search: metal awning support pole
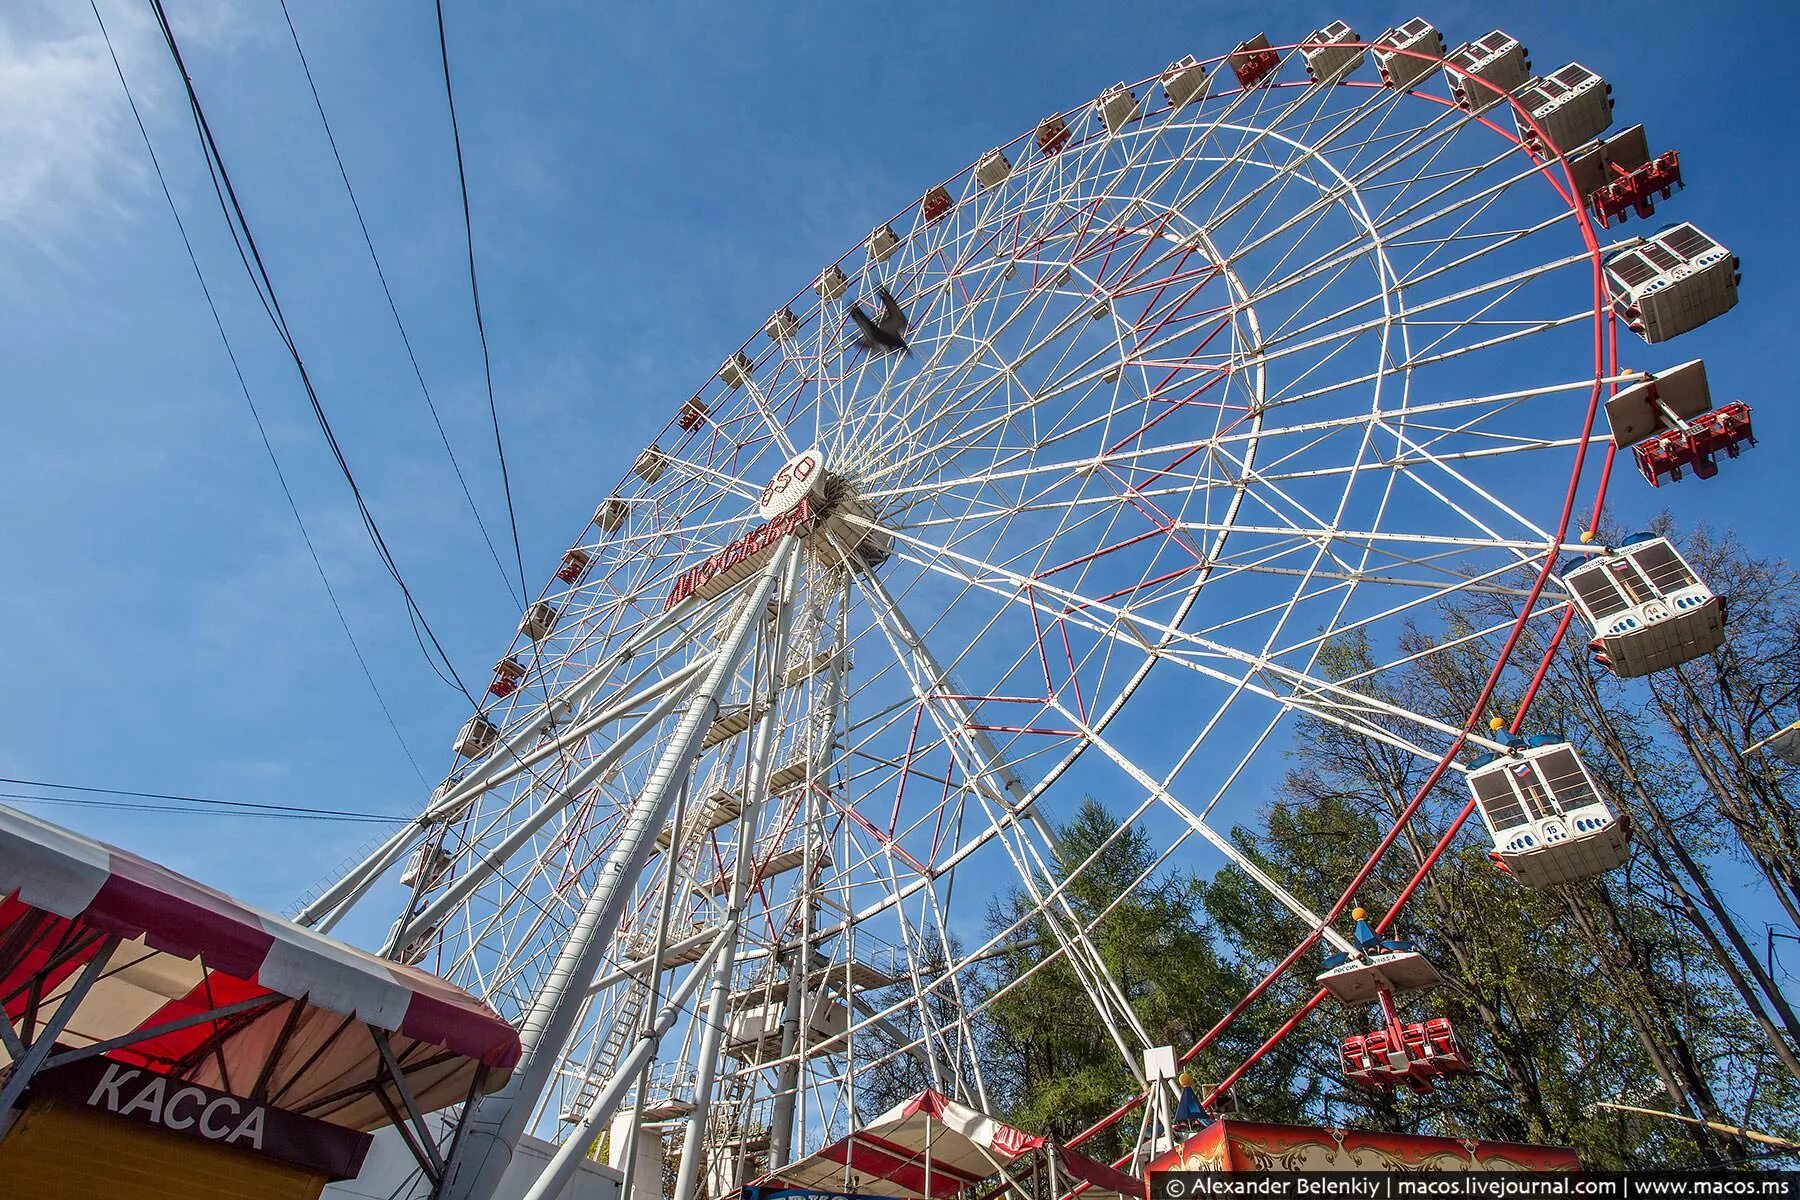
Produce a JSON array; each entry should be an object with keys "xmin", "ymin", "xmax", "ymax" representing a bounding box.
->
[
  {"xmin": 373, "ymin": 1028, "xmax": 445, "ymax": 1180},
  {"xmin": 673, "ymin": 547, "xmax": 801, "ymax": 1200},
  {"xmin": 437, "ymin": 537, "xmax": 797, "ymax": 1200},
  {"xmin": 521, "ymin": 931, "xmax": 730, "ymax": 1200},
  {"xmin": 0, "ymin": 934, "xmax": 120, "ymax": 1125}
]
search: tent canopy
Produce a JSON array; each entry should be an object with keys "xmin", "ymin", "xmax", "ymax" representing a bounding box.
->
[
  {"xmin": 0, "ymin": 804, "xmax": 519, "ymax": 1130},
  {"xmin": 753, "ymin": 1089, "xmax": 1142, "ymax": 1200}
]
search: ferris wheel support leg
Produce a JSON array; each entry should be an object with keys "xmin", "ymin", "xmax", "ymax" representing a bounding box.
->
[
  {"xmin": 383, "ymin": 675, "xmax": 703, "ymax": 957},
  {"xmin": 437, "ymin": 538, "xmax": 798, "ymax": 1200},
  {"xmin": 850, "ymin": 566, "xmax": 1154, "ymax": 1076},
  {"xmin": 521, "ymin": 930, "xmax": 731, "ymax": 1200},
  {"xmin": 672, "ymin": 550, "xmax": 803, "ymax": 1200},
  {"xmin": 766, "ymin": 953, "xmax": 806, "ymax": 1169},
  {"xmin": 297, "ymin": 820, "xmax": 422, "ymax": 932},
  {"xmin": 298, "ymin": 631, "xmax": 708, "ymax": 933}
]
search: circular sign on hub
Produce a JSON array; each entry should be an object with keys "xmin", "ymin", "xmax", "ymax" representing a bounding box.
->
[{"xmin": 759, "ymin": 448, "xmax": 827, "ymax": 521}]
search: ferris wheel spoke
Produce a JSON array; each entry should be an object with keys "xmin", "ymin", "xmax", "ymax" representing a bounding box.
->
[{"xmin": 885, "ymin": 519, "xmax": 1508, "ymax": 757}]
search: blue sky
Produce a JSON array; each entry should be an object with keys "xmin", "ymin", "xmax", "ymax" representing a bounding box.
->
[{"xmin": 1, "ymin": 0, "xmax": 1793, "ymax": 952}]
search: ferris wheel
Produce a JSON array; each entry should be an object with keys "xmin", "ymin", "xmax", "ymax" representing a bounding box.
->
[{"xmin": 296, "ymin": 21, "xmax": 1741, "ymax": 1200}]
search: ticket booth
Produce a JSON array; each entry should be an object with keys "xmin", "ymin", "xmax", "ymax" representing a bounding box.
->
[{"xmin": 0, "ymin": 804, "xmax": 522, "ymax": 1199}]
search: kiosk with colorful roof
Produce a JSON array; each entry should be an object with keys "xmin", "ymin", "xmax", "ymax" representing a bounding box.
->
[{"xmin": 0, "ymin": 804, "xmax": 522, "ymax": 1199}]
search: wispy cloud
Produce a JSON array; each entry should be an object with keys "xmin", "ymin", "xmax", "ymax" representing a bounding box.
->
[
  {"xmin": 0, "ymin": 2, "xmax": 148, "ymax": 256},
  {"xmin": 0, "ymin": 0, "xmax": 252, "ymax": 267}
]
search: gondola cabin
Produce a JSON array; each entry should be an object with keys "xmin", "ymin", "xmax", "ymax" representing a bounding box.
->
[
  {"xmin": 975, "ymin": 148, "xmax": 1013, "ymax": 189},
  {"xmin": 1163, "ymin": 54, "xmax": 1212, "ymax": 106},
  {"xmin": 1563, "ymin": 535, "xmax": 1723, "ymax": 676},
  {"xmin": 400, "ymin": 843, "xmax": 454, "ymax": 892},
  {"xmin": 519, "ymin": 600, "xmax": 558, "ymax": 642},
  {"xmin": 1467, "ymin": 742, "xmax": 1627, "ymax": 887},
  {"xmin": 765, "ymin": 307, "xmax": 799, "ymax": 342},
  {"xmin": 594, "ymin": 497, "xmax": 627, "ymax": 534},
  {"xmin": 1604, "ymin": 223, "xmax": 1739, "ymax": 344},
  {"xmin": 1764, "ymin": 721, "xmax": 1800, "ymax": 766},
  {"xmin": 720, "ymin": 351, "xmax": 753, "ymax": 390},
  {"xmin": 634, "ymin": 446, "xmax": 669, "ymax": 485},
  {"xmin": 1341, "ymin": 1018, "xmax": 1472, "ymax": 1094},
  {"xmin": 1443, "ymin": 30, "xmax": 1529, "ymax": 113},
  {"xmin": 1303, "ymin": 22, "xmax": 1364, "ymax": 84},
  {"xmin": 1514, "ymin": 63, "xmax": 1613, "ymax": 155},
  {"xmin": 556, "ymin": 547, "xmax": 591, "ymax": 584},
  {"xmin": 1094, "ymin": 83, "xmax": 1139, "ymax": 133},
  {"xmin": 453, "ymin": 714, "xmax": 498, "ymax": 760},
  {"xmin": 1228, "ymin": 34, "xmax": 1280, "ymax": 90},
  {"xmin": 1373, "ymin": 19, "xmax": 1442, "ymax": 91},
  {"xmin": 488, "ymin": 655, "xmax": 526, "ymax": 698}
]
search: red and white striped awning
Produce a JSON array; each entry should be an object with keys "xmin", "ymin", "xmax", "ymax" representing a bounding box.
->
[
  {"xmin": 0, "ymin": 803, "xmax": 519, "ymax": 1130},
  {"xmin": 753, "ymin": 1089, "xmax": 1142, "ymax": 1200}
]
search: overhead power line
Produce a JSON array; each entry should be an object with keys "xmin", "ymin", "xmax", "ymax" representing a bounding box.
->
[
  {"xmin": 0, "ymin": 775, "xmax": 408, "ymax": 823},
  {"xmin": 145, "ymin": 0, "xmax": 479, "ymax": 708},
  {"xmin": 433, "ymin": 0, "xmax": 530, "ymax": 606},
  {"xmin": 276, "ymin": 0, "xmax": 524, "ymax": 610},
  {"xmin": 91, "ymin": 0, "xmax": 427, "ymax": 785}
]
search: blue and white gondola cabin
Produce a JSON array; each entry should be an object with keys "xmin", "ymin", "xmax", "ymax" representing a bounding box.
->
[
  {"xmin": 1562, "ymin": 535, "xmax": 1723, "ymax": 677},
  {"xmin": 1467, "ymin": 742, "xmax": 1627, "ymax": 887}
]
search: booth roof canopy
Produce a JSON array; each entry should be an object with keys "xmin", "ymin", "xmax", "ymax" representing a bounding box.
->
[
  {"xmin": 0, "ymin": 804, "xmax": 519, "ymax": 1127},
  {"xmin": 755, "ymin": 1089, "xmax": 1143, "ymax": 1200}
]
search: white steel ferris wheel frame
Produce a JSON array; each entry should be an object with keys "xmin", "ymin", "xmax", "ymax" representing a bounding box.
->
[{"xmin": 295, "ymin": 29, "xmax": 1643, "ymax": 1200}]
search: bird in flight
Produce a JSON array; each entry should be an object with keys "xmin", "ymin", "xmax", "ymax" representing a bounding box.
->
[{"xmin": 850, "ymin": 284, "xmax": 910, "ymax": 355}]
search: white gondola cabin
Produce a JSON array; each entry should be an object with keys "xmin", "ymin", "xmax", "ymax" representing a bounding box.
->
[
  {"xmin": 634, "ymin": 446, "xmax": 669, "ymax": 484},
  {"xmin": 720, "ymin": 351, "xmax": 753, "ymax": 390},
  {"xmin": 594, "ymin": 497, "xmax": 627, "ymax": 534},
  {"xmin": 1373, "ymin": 19, "xmax": 1443, "ymax": 91},
  {"xmin": 1762, "ymin": 721, "xmax": 1800, "ymax": 766},
  {"xmin": 1162, "ymin": 54, "xmax": 1211, "ymax": 106},
  {"xmin": 1443, "ymin": 30, "xmax": 1529, "ymax": 113},
  {"xmin": 519, "ymin": 600, "xmax": 558, "ymax": 641},
  {"xmin": 765, "ymin": 307, "xmax": 799, "ymax": 342},
  {"xmin": 1095, "ymin": 83, "xmax": 1139, "ymax": 133},
  {"xmin": 400, "ymin": 843, "xmax": 454, "ymax": 892},
  {"xmin": 1563, "ymin": 535, "xmax": 1723, "ymax": 676},
  {"xmin": 975, "ymin": 148, "xmax": 1012, "ymax": 189},
  {"xmin": 391, "ymin": 917, "xmax": 443, "ymax": 967},
  {"xmin": 1467, "ymin": 742, "xmax": 1627, "ymax": 887},
  {"xmin": 453, "ymin": 714, "xmax": 498, "ymax": 760},
  {"xmin": 1303, "ymin": 22, "xmax": 1364, "ymax": 84},
  {"xmin": 867, "ymin": 223, "xmax": 900, "ymax": 261},
  {"xmin": 1604, "ymin": 223, "xmax": 1739, "ymax": 344},
  {"xmin": 1513, "ymin": 63, "xmax": 1613, "ymax": 154},
  {"xmin": 816, "ymin": 265, "xmax": 849, "ymax": 302}
]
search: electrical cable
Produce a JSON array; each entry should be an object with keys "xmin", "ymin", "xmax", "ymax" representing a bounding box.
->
[
  {"xmin": 433, "ymin": 0, "xmax": 530, "ymax": 606},
  {"xmin": 91, "ymin": 0, "xmax": 428, "ymax": 785},
  {"xmin": 145, "ymin": 0, "xmax": 479, "ymax": 708},
  {"xmin": 275, "ymin": 0, "xmax": 525, "ymax": 611},
  {"xmin": 3, "ymin": 793, "xmax": 407, "ymax": 824},
  {"xmin": 0, "ymin": 773, "xmax": 408, "ymax": 821}
]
